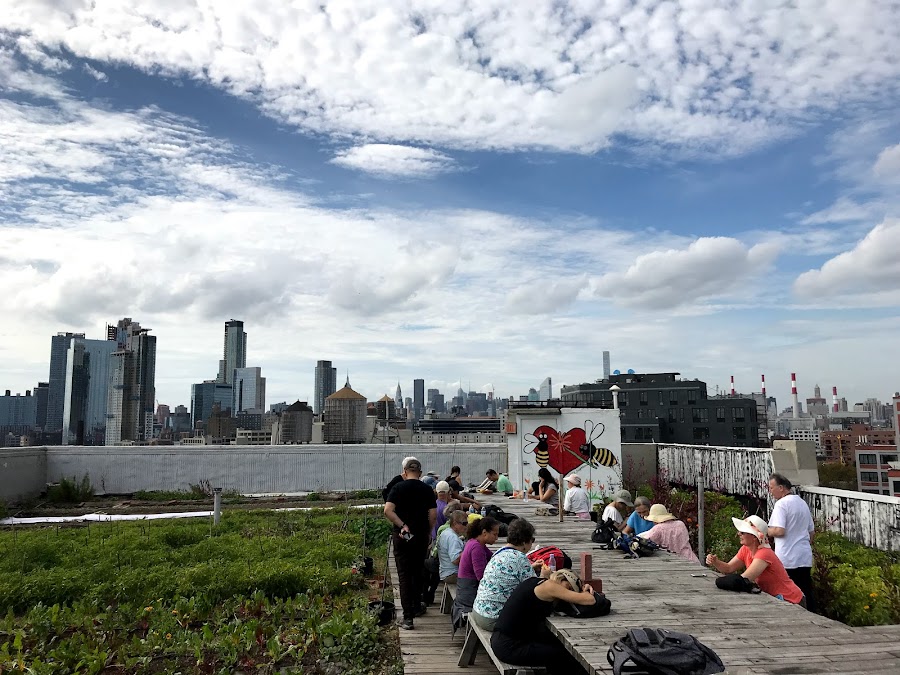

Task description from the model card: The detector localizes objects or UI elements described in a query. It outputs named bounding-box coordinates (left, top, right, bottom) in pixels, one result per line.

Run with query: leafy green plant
left=46, top=475, right=94, bottom=503
left=306, top=492, right=322, bottom=501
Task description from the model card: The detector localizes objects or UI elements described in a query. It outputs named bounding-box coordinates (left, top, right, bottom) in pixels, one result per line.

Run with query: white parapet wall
left=799, top=486, right=900, bottom=553
left=657, top=443, right=776, bottom=499
left=0, top=448, right=47, bottom=502
left=43, top=444, right=508, bottom=495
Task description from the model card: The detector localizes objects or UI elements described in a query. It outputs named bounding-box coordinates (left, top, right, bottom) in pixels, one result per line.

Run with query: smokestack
left=791, top=372, right=799, bottom=419
left=730, top=375, right=735, bottom=397
left=832, top=386, right=839, bottom=413
left=761, top=374, right=766, bottom=397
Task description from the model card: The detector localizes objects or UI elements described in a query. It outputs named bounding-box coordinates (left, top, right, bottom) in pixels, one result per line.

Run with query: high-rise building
left=191, top=381, right=233, bottom=427
left=61, top=337, right=117, bottom=445
left=0, top=390, right=37, bottom=438
left=395, top=382, right=403, bottom=412
left=34, top=382, right=49, bottom=433
left=105, top=318, right=156, bottom=445
left=217, top=320, right=247, bottom=385
left=602, top=351, right=611, bottom=380
left=46, top=332, right=84, bottom=434
left=233, top=367, right=266, bottom=413
left=539, top=377, right=552, bottom=401
left=314, top=360, right=338, bottom=415
left=413, top=378, right=425, bottom=420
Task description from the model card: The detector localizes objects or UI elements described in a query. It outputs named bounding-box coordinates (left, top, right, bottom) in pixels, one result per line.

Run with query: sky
left=1, top=1, right=899, bottom=412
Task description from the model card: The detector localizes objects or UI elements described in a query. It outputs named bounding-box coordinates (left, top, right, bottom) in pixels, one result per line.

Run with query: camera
left=401, top=531, right=414, bottom=541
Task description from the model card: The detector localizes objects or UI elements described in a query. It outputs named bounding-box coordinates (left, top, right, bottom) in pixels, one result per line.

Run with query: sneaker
left=400, top=618, right=414, bottom=630
left=415, top=603, right=427, bottom=617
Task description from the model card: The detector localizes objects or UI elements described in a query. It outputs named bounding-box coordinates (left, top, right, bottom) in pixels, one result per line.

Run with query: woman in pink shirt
left=706, top=516, right=804, bottom=605
left=459, top=517, right=500, bottom=581
left=641, top=504, right=700, bottom=563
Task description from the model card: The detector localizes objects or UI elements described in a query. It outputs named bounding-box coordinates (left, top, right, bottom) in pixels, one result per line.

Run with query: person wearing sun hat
left=640, top=504, right=699, bottom=563
left=706, top=516, right=805, bottom=606
left=601, top=489, right=634, bottom=531
left=562, top=473, right=591, bottom=520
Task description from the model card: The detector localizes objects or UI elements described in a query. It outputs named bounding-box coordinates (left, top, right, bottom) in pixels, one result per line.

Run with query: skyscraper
left=602, top=351, right=611, bottom=380
left=539, top=377, right=552, bottom=401
left=46, top=332, right=84, bottom=435
left=61, top=336, right=117, bottom=445
left=413, top=379, right=425, bottom=420
left=395, top=382, right=403, bottom=412
left=314, top=360, right=337, bottom=414
left=191, top=380, right=233, bottom=427
left=105, top=318, right=156, bottom=445
left=233, top=367, right=266, bottom=413
left=217, top=320, right=247, bottom=384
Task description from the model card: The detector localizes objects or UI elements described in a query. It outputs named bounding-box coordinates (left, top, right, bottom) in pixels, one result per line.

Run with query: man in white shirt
left=602, top=489, right=633, bottom=531
left=562, top=473, right=591, bottom=519
left=767, top=473, right=816, bottom=611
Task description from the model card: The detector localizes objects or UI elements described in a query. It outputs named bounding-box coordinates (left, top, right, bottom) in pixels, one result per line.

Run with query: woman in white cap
left=601, top=489, right=634, bottom=531
left=640, top=504, right=699, bottom=563
left=706, top=516, right=805, bottom=605
left=562, top=473, right=591, bottom=520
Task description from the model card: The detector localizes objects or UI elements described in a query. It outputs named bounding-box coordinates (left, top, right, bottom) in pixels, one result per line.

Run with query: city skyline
left=1, top=4, right=898, bottom=411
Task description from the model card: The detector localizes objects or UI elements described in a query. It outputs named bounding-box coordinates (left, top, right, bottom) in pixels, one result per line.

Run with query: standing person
left=384, top=457, right=438, bottom=630
left=767, top=473, right=816, bottom=611
left=602, top=490, right=634, bottom=531
left=562, top=473, right=591, bottom=519
left=623, top=496, right=653, bottom=535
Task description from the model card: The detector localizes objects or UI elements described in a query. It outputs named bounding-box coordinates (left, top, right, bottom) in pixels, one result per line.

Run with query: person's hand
left=539, top=564, right=552, bottom=578
left=705, top=553, right=719, bottom=567
left=472, top=501, right=481, bottom=509
left=531, top=560, right=544, bottom=573
left=583, top=584, right=594, bottom=595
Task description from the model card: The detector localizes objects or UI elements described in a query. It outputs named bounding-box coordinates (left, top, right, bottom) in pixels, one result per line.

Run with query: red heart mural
left=529, top=425, right=588, bottom=475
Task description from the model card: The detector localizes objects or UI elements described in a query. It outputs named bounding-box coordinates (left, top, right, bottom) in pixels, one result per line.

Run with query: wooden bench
left=457, top=620, right=548, bottom=675
left=440, top=580, right=456, bottom=614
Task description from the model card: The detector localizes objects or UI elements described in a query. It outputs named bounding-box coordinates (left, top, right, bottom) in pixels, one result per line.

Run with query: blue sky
left=1, top=1, right=899, bottom=411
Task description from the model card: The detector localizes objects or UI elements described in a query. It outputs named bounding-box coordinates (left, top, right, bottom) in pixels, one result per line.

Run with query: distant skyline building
left=395, top=382, right=403, bottom=413
left=191, top=380, right=233, bottom=427
left=539, top=377, right=552, bottom=401
left=61, top=337, right=117, bottom=445
left=413, top=378, right=425, bottom=420
left=233, top=367, right=266, bottom=413
left=0, top=390, right=37, bottom=437
left=105, top=318, right=157, bottom=445
left=46, top=331, right=84, bottom=435
left=602, top=351, right=611, bottom=380
left=314, top=360, right=337, bottom=414
left=217, top=319, right=247, bottom=385
left=34, top=382, right=49, bottom=433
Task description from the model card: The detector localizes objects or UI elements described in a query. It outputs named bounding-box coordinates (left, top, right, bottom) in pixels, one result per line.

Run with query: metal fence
left=657, top=443, right=774, bottom=500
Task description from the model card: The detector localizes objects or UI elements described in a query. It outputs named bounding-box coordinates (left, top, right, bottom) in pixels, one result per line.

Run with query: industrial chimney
left=761, top=374, right=766, bottom=397
left=791, top=373, right=799, bottom=419
left=832, top=386, right=839, bottom=413
left=730, top=375, right=735, bottom=397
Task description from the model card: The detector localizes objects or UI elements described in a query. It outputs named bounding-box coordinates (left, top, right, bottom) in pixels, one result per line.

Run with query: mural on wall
left=513, top=409, right=623, bottom=506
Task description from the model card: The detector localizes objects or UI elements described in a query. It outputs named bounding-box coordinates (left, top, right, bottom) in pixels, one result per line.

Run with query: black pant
left=786, top=566, right=816, bottom=612
left=491, top=630, right=587, bottom=675
left=392, top=533, right=428, bottom=620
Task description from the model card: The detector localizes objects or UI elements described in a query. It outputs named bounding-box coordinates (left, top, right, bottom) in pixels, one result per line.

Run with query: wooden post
left=697, top=461, right=706, bottom=564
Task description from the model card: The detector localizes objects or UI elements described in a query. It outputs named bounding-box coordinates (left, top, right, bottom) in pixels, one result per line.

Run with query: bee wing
left=523, top=433, right=538, bottom=452
left=585, top=420, right=605, bottom=443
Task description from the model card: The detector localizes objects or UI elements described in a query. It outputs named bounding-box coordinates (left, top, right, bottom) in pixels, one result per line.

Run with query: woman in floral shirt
left=471, top=518, right=546, bottom=631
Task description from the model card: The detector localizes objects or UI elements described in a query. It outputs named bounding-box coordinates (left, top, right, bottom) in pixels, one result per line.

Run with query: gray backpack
left=607, top=627, right=725, bottom=675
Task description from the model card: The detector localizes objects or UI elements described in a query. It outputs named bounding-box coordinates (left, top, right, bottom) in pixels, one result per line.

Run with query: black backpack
left=591, top=518, right=618, bottom=544
left=484, top=504, right=519, bottom=525
left=607, top=628, right=725, bottom=675
left=608, top=533, right=660, bottom=558
left=557, top=591, right=612, bottom=618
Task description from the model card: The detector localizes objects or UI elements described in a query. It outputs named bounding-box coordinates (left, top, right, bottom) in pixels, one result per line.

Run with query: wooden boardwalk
left=390, top=495, right=900, bottom=674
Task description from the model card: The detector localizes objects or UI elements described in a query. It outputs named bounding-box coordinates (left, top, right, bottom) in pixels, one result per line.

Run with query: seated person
left=475, top=469, right=500, bottom=493
left=562, top=473, right=591, bottom=520
left=470, top=518, right=544, bottom=631
left=490, top=569, right=594, bottom=675
left=706, top=516, right=805, bottom=606
left=432, top=481, right=452, bottom=539
left=601, top=490, right=633, bottom=531
left=422, top=471, right=439, bottom=489
left=623, top=496, right=653, bottom=535
left=437, top=511, right=469, bottom=583
left=496, top=471, right=514, bottom=494
left=640, top=504, right=699, bottom=563
left=445, top=466, right=480, bottom=509
left=537, top=468, right=559, bottom=507
left=451, top=517, right=500, bottom=632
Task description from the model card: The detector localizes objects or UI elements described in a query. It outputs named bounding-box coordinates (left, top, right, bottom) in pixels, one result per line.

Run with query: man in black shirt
left=384, top=457, right=438, bottom=630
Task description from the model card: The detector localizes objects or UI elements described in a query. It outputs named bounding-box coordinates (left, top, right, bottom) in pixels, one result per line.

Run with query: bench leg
left=440, top=584, right=452, bottom=614
left=457, top=623, right=481, bottom=667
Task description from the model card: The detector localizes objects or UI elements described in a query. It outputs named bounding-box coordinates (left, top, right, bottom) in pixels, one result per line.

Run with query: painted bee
left=523, top=426, right=552, bottom=468
left=579, top=420, right=618, bottom=468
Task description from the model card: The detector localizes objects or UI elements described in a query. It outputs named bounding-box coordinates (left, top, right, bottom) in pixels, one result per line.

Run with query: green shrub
left=46, top=475, right=94, bottom=503
left=306, top=492, right=321, bottom=501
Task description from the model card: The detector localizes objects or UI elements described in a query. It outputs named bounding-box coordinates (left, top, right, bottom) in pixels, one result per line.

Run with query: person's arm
left=767, top=526, right=786, bottom=537
left=540, top=485, right=557, bottom=503
left=623, top=512, right=636, bottom=535
left=535, top=580, right=597, bottom=606
left=473, top=546, right=490, bottom=579
left=742, top=556, right=770, bottom=582
left=427, top=507, right=437, bottom=539
left=767, top=502, right=786, bottom=538
left=384, top=502, right=409, bottom=537
left=563, top=490, right=573, bottom=512
left=705, top=553, right=744, bottom=574
left=449, top=536, right=465, bottom=566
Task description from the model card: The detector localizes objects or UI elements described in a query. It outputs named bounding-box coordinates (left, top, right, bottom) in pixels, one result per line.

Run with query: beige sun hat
left=554, top=568, right=583, bottom=593
left=613, top=489, right=634, bottom=507
left=732, top=515, right=768, bottom=540
left=564, top=473, right=582, bottom=486
left=645, top=503, right=677, bottom=523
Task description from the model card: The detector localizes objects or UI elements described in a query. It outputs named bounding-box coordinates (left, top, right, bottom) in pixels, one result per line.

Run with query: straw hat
left=564, top=473, right=582, bottom=486
left=645, top=504, right=677, bottom=523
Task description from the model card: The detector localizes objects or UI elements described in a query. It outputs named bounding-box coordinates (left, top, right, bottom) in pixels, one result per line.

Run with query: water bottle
left=469, top=505, right=476, bottom=514
left=480, top=506, right=487, bottom=517
left=523, top=485, right=529, bottom=502
left=548, top=555, right=557, bottom=572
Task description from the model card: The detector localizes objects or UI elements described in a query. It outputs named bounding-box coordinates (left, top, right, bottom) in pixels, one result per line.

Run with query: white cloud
left=591, top=237, right=779, bottom=310
left=330, top=144, right=456, bottom=178
left=2, top=1, right=898, bottom=155
left=506, top=276, right=588, bottom=315
left=793, top=219, right=900, bottom=304
left=873, top=143, right=900, bottom=182
left=82, top=63, right=107, bottom=81
left=801, top=196, right=884, bottom=226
